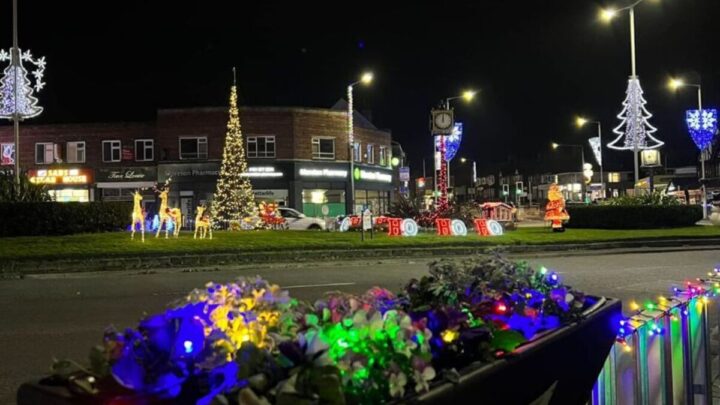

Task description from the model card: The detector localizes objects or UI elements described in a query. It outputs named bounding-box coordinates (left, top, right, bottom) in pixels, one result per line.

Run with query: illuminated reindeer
left=156, top=186, right=182, bottom=238
left=194, top=205, right=213, bottom=239
left=130, top=191, right=145, bottom=242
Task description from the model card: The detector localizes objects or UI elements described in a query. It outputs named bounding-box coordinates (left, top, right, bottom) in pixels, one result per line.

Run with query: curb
left=2, top=237, right=720, bottom=277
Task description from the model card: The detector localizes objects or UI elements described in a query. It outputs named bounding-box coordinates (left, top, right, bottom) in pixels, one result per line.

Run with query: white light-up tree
left=607, top=77, right=663, bottom=152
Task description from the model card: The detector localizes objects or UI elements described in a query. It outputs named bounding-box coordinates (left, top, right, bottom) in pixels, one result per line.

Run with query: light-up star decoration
left=435, top=122, right=463, bottom=161
left=0, top=48, right=46, bottom=120
left=686, top=109, right=718, bottom=151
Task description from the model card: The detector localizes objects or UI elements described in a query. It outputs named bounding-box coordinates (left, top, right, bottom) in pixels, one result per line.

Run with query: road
left=1, top=248, right=719, bottom=404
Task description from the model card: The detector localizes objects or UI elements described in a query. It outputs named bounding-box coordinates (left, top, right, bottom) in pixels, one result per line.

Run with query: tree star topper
left=0, top=48, right=46, bottom=119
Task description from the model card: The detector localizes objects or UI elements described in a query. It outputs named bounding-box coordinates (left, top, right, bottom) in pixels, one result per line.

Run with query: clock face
left=434, top=112, right=452, bottom=129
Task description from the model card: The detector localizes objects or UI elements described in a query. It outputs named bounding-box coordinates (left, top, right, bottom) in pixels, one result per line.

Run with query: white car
left=278, top=207, right=326, bottom=230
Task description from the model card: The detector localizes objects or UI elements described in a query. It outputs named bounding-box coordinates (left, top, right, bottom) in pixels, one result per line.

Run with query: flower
left=389, top=372, right=408, bottom=398
left=414, top=366, right=436, bottom=392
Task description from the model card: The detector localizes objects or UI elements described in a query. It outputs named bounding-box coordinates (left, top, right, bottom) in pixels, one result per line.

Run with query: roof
left=330, top=99, right=378, bottom=130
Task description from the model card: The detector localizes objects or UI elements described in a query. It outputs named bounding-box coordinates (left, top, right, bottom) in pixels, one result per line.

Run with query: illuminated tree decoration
left=0, top=48, right=46, bottom=119
left=434, top=122, right=463, bottom=161
left=210, top=83, right=256, bottom=226
left=607, top=77, right=663, bottom=151
left=588, top=136, right=602, bottom=166
left=685, top=109, right=718, bottom=151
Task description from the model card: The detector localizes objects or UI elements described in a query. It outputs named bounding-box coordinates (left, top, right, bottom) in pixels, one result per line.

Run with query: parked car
left=278, top=207, right=326, bottom=230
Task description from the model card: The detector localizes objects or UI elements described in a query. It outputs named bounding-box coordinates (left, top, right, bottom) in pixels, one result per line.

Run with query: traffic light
left=515, top=181, right=523, bottom=193
left=502, top=184, right=509, bottom=195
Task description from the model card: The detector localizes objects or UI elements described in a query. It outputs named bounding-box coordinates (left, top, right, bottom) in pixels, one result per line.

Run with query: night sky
left=3, top=0, right=719, bottom=177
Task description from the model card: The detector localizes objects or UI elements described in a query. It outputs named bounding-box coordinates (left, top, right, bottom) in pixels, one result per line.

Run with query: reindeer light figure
left=156, top=187, right=183, bottom=238
left=194, top=205, right=213, bottom=239
left=130, top=191, right=145, bottom=242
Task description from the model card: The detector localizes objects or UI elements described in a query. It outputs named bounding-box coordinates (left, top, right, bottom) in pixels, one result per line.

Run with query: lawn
left=1, top=226, right=719, bottom=262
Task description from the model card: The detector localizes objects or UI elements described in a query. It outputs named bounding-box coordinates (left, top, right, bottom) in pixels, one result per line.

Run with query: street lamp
left=551, top=142, right=587, bottom=201
left=600, top=0, right=656, bottom=186
left=576, top=116, right=605, bottom=198
left=669, top=76, right=708, bottom=218
left=347, top=71, right=373, bottom=215
left=434, top=90, right=477, bottom=207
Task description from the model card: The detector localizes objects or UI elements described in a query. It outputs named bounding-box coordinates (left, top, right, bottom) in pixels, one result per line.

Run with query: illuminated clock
left=431, top=109, right=454, bottom=134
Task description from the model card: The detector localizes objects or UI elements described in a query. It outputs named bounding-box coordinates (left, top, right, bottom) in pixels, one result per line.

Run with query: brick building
left=0, top=105, right=394, bottom=221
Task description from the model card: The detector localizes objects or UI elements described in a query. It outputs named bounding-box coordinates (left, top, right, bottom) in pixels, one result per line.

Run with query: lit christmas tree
left=0, top=48, right=46, bottom=119
left=210, top=75, right=256, bottom=227
left=607, top=77, right=663, bottom=151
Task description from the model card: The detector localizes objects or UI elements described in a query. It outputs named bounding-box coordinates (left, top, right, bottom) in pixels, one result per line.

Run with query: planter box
left=411, top=297, right=621, bottom=405
left=17, top=297, right=621, bottom=405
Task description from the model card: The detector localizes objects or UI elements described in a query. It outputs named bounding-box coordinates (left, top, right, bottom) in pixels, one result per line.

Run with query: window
left=102, top=140, right=121, bottom=162
left=179, top=137, right=208, bottom=160
left=35, top=143, right=57, bottom=164
left=66, top=141, right=85, bottom=163
left=366, top=144, right=375, bottom=164
left=135, top=139, right=154, bottom=161
left=607, top=172, right=620, bottom=183
left=379, top=146, right=387, bottom=166
left=312, top=137, right=335, bottom=160
left=247, top=136, right=276, bottom=158
left=353, top=142, right=361, bottom=162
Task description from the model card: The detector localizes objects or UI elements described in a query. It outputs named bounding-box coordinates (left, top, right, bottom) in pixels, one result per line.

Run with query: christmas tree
left=0, top=49, right=46, bottom=119
left=210, top=76, right=256, bottom=226
left=607, top=77, right=663, bottom=151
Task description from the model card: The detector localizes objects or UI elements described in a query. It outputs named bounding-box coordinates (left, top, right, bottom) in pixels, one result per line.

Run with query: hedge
left=0, top=202, right=132, bottom=237
left=566, top=205, right=702, bottom=229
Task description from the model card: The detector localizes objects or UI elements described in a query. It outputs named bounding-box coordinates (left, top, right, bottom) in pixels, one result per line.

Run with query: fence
left=591, top=271, right=718, bottom=404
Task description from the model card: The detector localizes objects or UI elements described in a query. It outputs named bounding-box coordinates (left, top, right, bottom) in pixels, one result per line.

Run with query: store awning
left=96, top=181, right=156, bottom=189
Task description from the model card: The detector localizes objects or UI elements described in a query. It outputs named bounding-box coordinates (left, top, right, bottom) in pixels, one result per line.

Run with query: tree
left=607, top=77, right=663, bottom=151
left=210, top=78, right=256, bottom=226
left=0, top=49, right=45, bottom=119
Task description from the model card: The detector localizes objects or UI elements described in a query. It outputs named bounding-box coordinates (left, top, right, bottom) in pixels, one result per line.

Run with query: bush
left=0, top=171, right=51, bottom=202
left=566, top=205, right=702, bottom=229
left=603, top=191, right=679, bottom=206
left=0, top=201, right=132, bottom=236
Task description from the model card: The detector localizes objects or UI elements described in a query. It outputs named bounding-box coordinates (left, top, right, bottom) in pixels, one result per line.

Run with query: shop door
left=181, top=197, right=193, bottom=228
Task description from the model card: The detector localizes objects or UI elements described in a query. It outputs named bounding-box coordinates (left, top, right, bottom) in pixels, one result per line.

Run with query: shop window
left=366, top=144, right=375, bottom=164
left=607, top=172, right=620, bottom=183
left=66, top=141, right=85, bottom=163
left=135, top=139, right=154, bottom=161
left=102, top=140, right=121, bottom=162
left=247, top=136, right=276, bottom=158
left=35, top=143, right=57, bottom=164
left=379, top=146, right=387, bottom=166
left=179, top=137, right=208, bottom=160
left=48, top=189, right=89, bottom=202
left=353, top=142, right=361, bottom=162
left=312, top=137, right=335, bottom=160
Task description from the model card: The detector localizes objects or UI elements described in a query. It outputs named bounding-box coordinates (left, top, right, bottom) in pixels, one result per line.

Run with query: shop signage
left=29, top=168, right=91, bottom=184
left=1, top=143, right=14, bottom=165
left=158, top=163, right=220, bottom=182
left=299, top=167, right=347, bottom=178
left=96, top=167, right=157, bottom=182
left=242, top=166, right=283, bottom=178
left=253, top=189, right=288, bottom=200
left=355, top=168, right=392, bottom=183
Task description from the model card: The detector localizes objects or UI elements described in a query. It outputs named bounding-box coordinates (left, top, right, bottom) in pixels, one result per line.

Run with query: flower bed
left=17, top=255, right=619, bottom=405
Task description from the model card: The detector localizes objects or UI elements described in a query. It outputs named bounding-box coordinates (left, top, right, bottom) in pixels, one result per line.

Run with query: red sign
left=435, top=218, right=452, bottom=236
left=387, top=218, right=403, bottom=236
left=122, top=146, right=134, bottom=161
left=474, top=219, right=490, bottom=236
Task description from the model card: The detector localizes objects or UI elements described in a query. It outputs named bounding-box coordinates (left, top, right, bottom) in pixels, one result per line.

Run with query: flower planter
left=17, top=297, right=620, bottom=405
left=410, top=297, right=621, bottom=405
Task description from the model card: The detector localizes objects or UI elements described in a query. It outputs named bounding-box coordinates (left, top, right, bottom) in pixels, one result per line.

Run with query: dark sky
left=4, top=0, right=720, bottom=176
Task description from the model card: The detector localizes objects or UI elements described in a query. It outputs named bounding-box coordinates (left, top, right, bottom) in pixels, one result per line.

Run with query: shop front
left=353, top=165, right=393, bottom=214
left=244, top=163, right=291, bottom=207
left=96, top=167, right=157, bottom=210
left=28, top=167, right=94, bottom=202
left=158, top=162, right=220, bottom=226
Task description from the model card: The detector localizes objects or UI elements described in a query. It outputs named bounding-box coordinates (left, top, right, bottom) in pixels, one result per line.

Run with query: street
left=1, top=248, right=719, bottom=404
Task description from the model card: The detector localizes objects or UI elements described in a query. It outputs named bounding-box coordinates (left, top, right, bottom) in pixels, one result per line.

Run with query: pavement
left=2, top=248, right=720, bottom=404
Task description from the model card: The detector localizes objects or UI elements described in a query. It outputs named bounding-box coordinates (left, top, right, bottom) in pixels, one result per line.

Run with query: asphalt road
left=2, top=248, right=719, bottom=404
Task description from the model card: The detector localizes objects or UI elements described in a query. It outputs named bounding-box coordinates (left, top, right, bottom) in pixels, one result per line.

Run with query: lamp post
left=434, top=90, right=476, bottom=207
left=576, top=117, right=604, bottom=198
left=601, top=0, right=653, bottom=185
left=347, top=72, right=373, bottom=215
left=552, top=142, right=586, bottom=201
left=669, top=77, right=709, bottom=218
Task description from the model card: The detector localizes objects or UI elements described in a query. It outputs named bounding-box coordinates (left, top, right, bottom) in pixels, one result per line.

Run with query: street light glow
left=462, top=90, right=477, bottom=102
left=460, top=157, right=467, bottom=163
left=360, top=72, right=374, bottom=85
left=551, top=142, right=560, bottom=150
left=600, top=8, right=617, bottom=21
left=576, top=117, right=588, bottom=127
left=668, top=77, right=684, bottom=90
